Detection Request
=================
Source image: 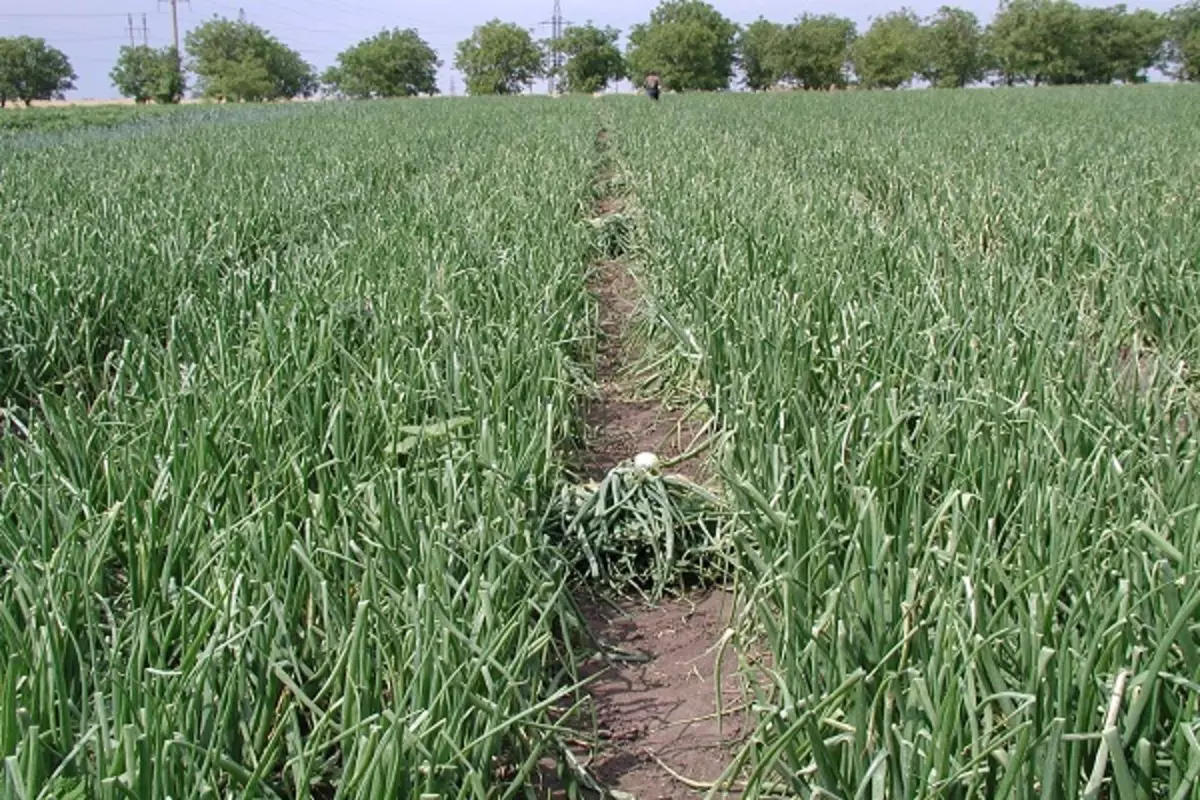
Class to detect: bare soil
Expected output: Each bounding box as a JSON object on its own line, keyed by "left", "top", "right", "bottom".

{"left": 537, "top": 124, "right": 740, "bottom": 799}
{"left": 578, "top": 260, "right": 709, "bottom": 485}
{"left": 577, "top": 592, "right": 747, "bottom": 798}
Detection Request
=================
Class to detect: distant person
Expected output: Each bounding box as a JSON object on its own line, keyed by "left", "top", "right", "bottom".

{"left": 645, "top": 74, "right": 661, "bottom": 102}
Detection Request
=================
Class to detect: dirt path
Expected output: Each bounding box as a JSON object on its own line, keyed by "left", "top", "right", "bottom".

{"left": 576, "top": 131, "right": 709, "bottom": 486}
{"left": 574, "top": 592, "right": 747, "bottom": 799}
{"left": 545, "top": 125, "right": 744, "bottom": 800}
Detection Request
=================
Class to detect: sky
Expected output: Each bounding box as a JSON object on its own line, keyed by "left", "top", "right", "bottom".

{"left": 0, "top": 0, "right": 1182, "bottom": 100}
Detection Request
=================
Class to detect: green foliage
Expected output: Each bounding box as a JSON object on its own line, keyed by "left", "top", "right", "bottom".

{"left": 0, "top": 36, "right": 76, "bottom": 108}
{"left": 614, "top": 85, "right": 1200, "bottom": 800}
{"left": 0, "top": 96, "right": 599, "bottom": 799}
{"left": 1078, "top": 5, "right": 1167, "bottom": 84}
{"left": 738, "top": 17, "right": 787, "bottom": 91}
{"left": 987, "top": 0, "right": 1081, "bottom": 85}
{"left": 110, "top": 45, "right": 186, "bottom": 104}
{"left": 626, "top": 0, "right": 739, "bottom": 91}
{"left": 454, "top": 20, "right": 543, "bottom": 95}
{"left": 557, "top": 23, "right": 626, "bottom": 94}
{"left": 852, "top": 9, "right": 925, "bottom": 89}
{"left": 0, "top": 104, "right": 186, "bottom": 135}
{"left": 322, "top": 28, "right": 440, "bottom": 98}
{"left": 988, "top": 1, "right": 1168, "bottom": 86}
{"left": 922, "top": 6, "right": 986, "bottom": 88}
{"left": 185, "top": 17, "right": 315, "bottom": 101}
{"left": 774, "top": 14, "right": 857, "bottom": 90}
{"left": 1168, "top": 1, "right": 1200, "bottom": 80}
{"left": 551, "top": 466, "right": 728, "bottom": 601}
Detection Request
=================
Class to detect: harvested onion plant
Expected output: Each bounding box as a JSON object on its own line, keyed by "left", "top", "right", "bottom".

{"left": 549, "top": 453, "right": 730, "bottom": 602}
{"left": 614, "top": 87, "right": 1200, "bottom": 799}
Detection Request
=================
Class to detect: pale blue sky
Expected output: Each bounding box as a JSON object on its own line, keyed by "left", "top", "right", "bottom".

{"left": 0, "top": 0, "right": 1180, "bottom": 99}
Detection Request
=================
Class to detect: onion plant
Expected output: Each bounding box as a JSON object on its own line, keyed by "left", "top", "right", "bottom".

{"left": 609, "top": 86, "right": 1200, "bottom": 798}
{"left": 0, "top": 98, "right": 600, "bottom": 798}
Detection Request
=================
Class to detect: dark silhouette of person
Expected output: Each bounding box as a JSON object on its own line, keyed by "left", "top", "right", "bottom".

{"left": 645, "top": 73, "right": 661, "bottom": 101}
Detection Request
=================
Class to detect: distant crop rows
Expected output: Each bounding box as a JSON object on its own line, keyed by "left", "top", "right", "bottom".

{"left": 614, "top": 85, "right": 1200, "bottom": 797}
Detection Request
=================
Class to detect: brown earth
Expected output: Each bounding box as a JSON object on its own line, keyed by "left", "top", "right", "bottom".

{"left": 578, "top": 259, "right": 710, "bottom": 485}
{"left": 575, "top": 135, "right": 711, "bottom": 486}
{"left": 577, "top": 591, "right": 747, "bottom": 798}
{"left": 532, "top": 592, "right": 749, "bottom": 800}
{"left": 534, "top": 123, "right": 742, "bottom": 799}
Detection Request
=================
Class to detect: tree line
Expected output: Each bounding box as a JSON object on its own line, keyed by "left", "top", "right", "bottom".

{"left": 1, "top": 0, "right": 1199, "bottom": 107}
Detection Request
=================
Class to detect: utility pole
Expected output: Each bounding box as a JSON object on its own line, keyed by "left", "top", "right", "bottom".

{"left": 157, "top": 0, "right": 182, "bottom": 55}
{"left": 539, "top": 0, "right": 571, "bottom": 95}
{"left": 140, "top": 13, "right": 150, "bottom": 46}
{"left": 127, "top": 13, "right": 137, "bottom": 47}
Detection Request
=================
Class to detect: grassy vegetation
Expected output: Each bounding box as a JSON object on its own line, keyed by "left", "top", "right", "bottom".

{"left": 0, "top": 97, "right": 599, "bottom": 798}
{"left": 3, "top": 85, "right": 1199, "bottom": 798}
{"left": 0, "top": 103, "right": 194, "bottom": 134}
{"left": 612, "top": 85, "right": 1200, "bottom": 797}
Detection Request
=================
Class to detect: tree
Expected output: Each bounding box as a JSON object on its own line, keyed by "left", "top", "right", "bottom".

{"left": 986, "top": 0, "right": 1082, "bottom": 85}
{"left": 0, "top": 36, "right": 76, "bottom": 107}
{"left": 922, "top": 6, "right": 986, "bottom": 88}
{"left": 1075, "top": 6, "right": 1166, "bottom": 84}
{"left": 557, "top": 23, "right": 625, "bottom": 93}
{"left": 773, "top": 14, "right": 857, "bottom": 90}
{"left": 454, "top": 20, "right": 543, "bottom": 95}
{"left": 322, "top": 28, "right": 439, "bottom": 98}
{"left": 111, "top": 45, "right": 186, "bottom": 104}
{"left": 987, "top": 1, "right": 1166, "bottom": 86}
{"left": 985, "top": 0, "right": 1037, "bottom": 84}
{"left": 158, "top": 48, "right": 187, "bottom": 103}
{"left": 185, "top": 17, "right": 315, "bottom": 102}
{"left": 852, "top": 9, "right": 925, "bottom": 89}
{"left": 626, "top": 0, "right": 739, "bottom": 91}
{"left": 1167, "top": 1, "right": 1200, "bottom": 80}
{"left": 738, "top": 18, "right": 787, "bottom": 91}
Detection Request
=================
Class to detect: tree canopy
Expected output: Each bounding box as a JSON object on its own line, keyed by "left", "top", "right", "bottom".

{"left": 0, "top": 36, "right": 76, "bottom": 108}
{"left": 323, "top": 28, "right": 440, "bottom": 98}
{"left": 1167, "top": 1, "right": 1200, "bottom": 80}
{"left": 853, "top": 9, "right": 926, "bottom": 89}
{"left": 557, "top": 24, "right": 626, "bottom": 94}
{"left": 9, "top": 1, "right": 1200, "bottom": 104}
{"left": 738, "top": 18, "right": 787, "bottom": 91}
{"left": 1078, "top": 5, "right": 1167, "bottom": 84}
{"left": 988, "top": 0, "right": 1167, "bottom": 86}
{"left": 454, "top": 20, "right": 543, "bottom": 95}
{"left": 922, "top": 6, "right": 987, "bottom": 88}
{"left": 627, "top": 0, "right": 739, "bottom": 91}
{"left": 773, "top": 14, "right": 857, "bottom": 90}
{"left": 111, "top": 45, "right": 186, "bottom": 104}
{"left": 185, "top": 17, "right": 315, "bottom": 102}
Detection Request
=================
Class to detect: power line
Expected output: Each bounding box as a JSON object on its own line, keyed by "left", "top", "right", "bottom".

{"left": 0, "top": 13, "right": 131, "bottom": 18}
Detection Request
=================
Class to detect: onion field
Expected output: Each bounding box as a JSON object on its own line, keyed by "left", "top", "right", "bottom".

{"left": 615, "top": 86, "right": 1200, "bottom": 798}
{"left": 1, "top": 100, "right": 599, "bottom": 798}
{"left": 2, "top": 86, "right": 1200, "bottom": 799}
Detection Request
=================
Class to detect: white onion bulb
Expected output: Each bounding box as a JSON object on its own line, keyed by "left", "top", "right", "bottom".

{"left": 633, "top": 452, "right": 659, "bottom": 471}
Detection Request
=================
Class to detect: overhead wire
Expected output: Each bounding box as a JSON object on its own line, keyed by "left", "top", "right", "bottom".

{"left": 6, "top": 0, "right": 493, "bottom": 98}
